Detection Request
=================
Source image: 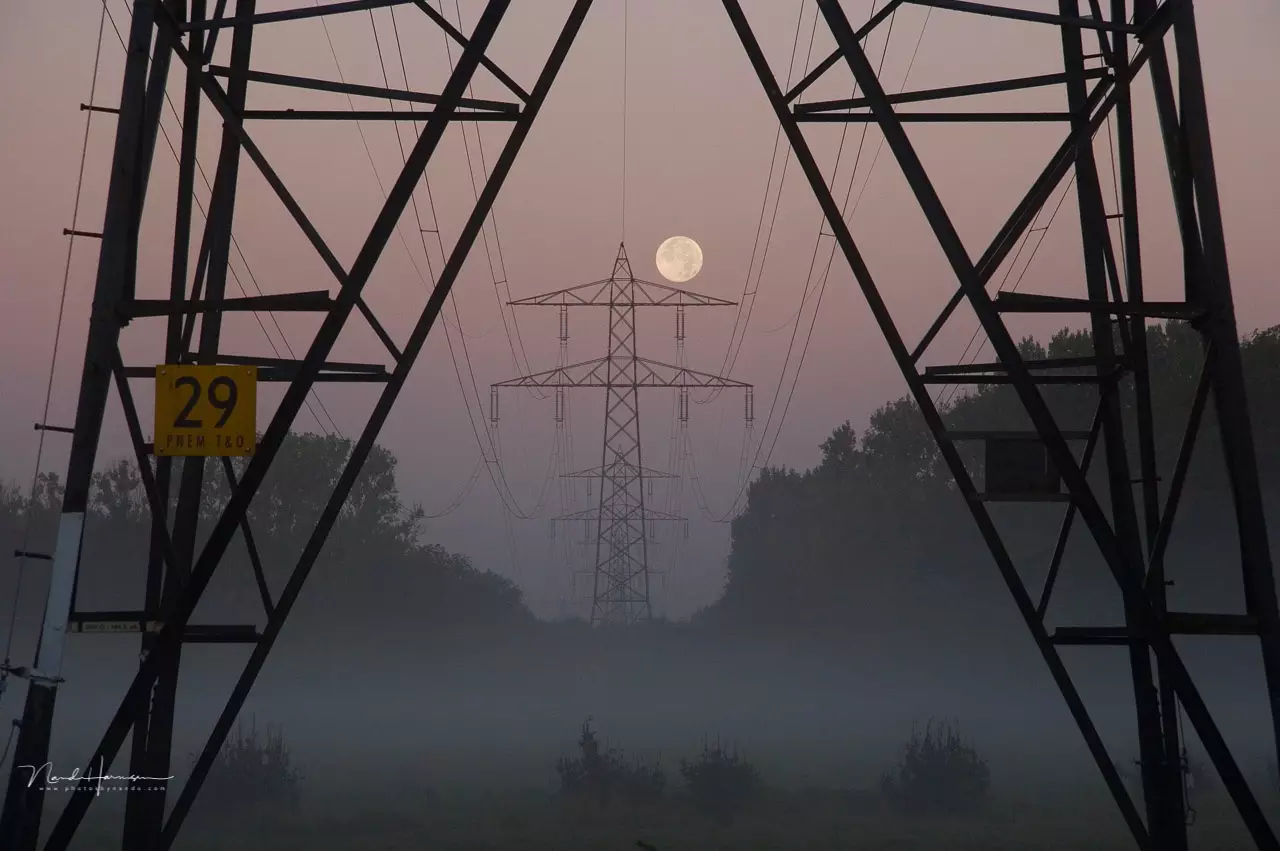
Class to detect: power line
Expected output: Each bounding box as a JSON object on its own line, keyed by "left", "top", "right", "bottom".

{"left": 689, "top": 3, "right": 933, "bottom": 522}
{"left": 718, "top": 4, "right": 908, "bottom": 517}
{"left": 750, "top": 8, "right": 913, "bottom": 479}
{"left": 696, "top": 0, "right": 809, "bottom": 406}
{"left": 2, "top": 3, "right": 110, "bottom": 679}
{"left": 389, "top": 2, "right": 557, "bottom": 519}
{"left": 440, "top": 0, "right": 548, "bottom": 400}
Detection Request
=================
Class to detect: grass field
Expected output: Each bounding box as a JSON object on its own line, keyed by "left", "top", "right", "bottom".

{"left": 62, "top": 780, "right": 1270, "bottom": 850}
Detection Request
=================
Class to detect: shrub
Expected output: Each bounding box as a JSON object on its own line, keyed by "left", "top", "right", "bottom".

{"left": 880, "top": 719, "right": 990, "bottom": 816}
{"left": 679, "top": 738, "right": 760, "bottom": 823}
{"left": 196, "top": 716, "right": 302, "bottom": 817}
{"left": 555, "top": 718, "right": 665, "bottom": 808}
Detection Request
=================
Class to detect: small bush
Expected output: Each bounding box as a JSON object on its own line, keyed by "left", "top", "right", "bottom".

{"left": 679, "top": 738, "right": 760, "bottom": 823}
{"left": 555, "top": 718, "right": 665, "bottom": 809}
{"left": 880, "top": 719, "right": 990, "bottom": 816}
{"left": 197, "top": 716, "right": 302, "bottom": 817}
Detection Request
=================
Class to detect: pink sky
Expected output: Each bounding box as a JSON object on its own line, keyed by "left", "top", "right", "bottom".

{"left": 1, "top": 1, "right": 1278, "bottom": 616}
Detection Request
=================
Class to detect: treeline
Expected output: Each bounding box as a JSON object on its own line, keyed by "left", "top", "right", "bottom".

{"left": 1, "top": 435, "right": 533, "bottom": 651}
{"left": 3, "top": 320, "right": 1278, "bottom": 658}
{"left": 701, "top": 320, "right": 1280, "bottom": 650}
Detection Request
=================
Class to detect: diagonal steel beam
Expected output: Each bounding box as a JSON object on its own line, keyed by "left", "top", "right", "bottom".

{"left": 784, "top": 0, "right": 904, "bottom": 104}
{"left": 1170, "top": 0, "right": 1280, "bottom": 780}
{"left": 40, "top": 3, "right": 514, "bottom": 847}
{"left": 909, "top": 0, "right": 1181, "bottom": 363}
{"left": 411, "top": 0, "right": 529, "bottom": 101}
{"left": 164, "top": 29, "right": 347, "bottom": 284}
{"left": 814, "top": 0, "right": 1275, "bottom": 844}
{"left": 0, "top": 3, "right": 161, "bottom": 847}
{"left": 905, "top": 0, "right": 1139, "bottom": 32}
{"left": 220, "top": 457, "right": 274, "bottom": 617}
{"left": 147, "top": 2, "right": 595, "bottom": 845}
{"left": 1036, "top": 402, "right": 1104, "bottom": 619}
{"left": 725, "top": 0, "right": 1153, "bottom": 843}
{"left": 1144, "top": 342, "right": 1213, "bottom": 586}
{"left": 184, "top": 0, "right": 412, "bottom": 30}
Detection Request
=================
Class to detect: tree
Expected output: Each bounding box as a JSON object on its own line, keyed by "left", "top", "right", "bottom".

{"left": 705, "top": 321, "right": 1280, "bottom": 647}
{"left": 0, "top": 434, "right": 530, "bottom": 649}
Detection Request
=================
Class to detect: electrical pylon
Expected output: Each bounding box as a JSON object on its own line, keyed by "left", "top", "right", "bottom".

{"left": 722, "top": 0, "right": 1280, "bottom": 848}
{"left": 0, "top": 1, "right": 592, "bottom": 849}
{"left": 3, "top": 2, "right": 1275, "bottom": 851}
{"left": 493, "top": 244, "right": 750, "bottom": 625}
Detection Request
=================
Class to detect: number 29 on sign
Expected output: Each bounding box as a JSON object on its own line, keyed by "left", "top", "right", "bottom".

{"left": 154, "top": 365, "right": 257, "bottom": 457}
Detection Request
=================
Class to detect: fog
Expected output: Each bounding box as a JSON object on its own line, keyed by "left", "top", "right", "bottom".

{"left": 2, "top": 0, "right": 1280, "bottom": 847}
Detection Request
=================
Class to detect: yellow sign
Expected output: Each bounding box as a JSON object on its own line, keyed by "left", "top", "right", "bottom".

{"left": 154, "top": 364, "right": 257, "bottom": 457}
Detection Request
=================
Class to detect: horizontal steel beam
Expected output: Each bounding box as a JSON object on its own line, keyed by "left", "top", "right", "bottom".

{"left": 994, "top": 292, "right": 1204, "bottom": 319}
{"left": 183, "top": 0, "right": 412, "bottom": 31}
{"left": 181, "top": 354, "right": 387, "bottom": 374}
{"left": 1053, "top": 614, "right": 1261, "bottom": 645}
{"left": 926, "top": 355, "right": 1119, "bottom": 375}
{"left": 119, "top": 291, "right": 331, "bottom": 317}
{"left": 904, "top": 0, "right": 1139, "bottom": 33}
{"left": 947, "top": 430, "right": 1094, "bottom": 441}
{"left": 242, "top": 109, "right": 516, "bottom": 121}
{"left": 206, "top": 66, "right": 519, "bottom": 113}
{"left": 920, "top": 372, "right": 1118, "bottom": 385}
{"left": 796, "top": 68, "right": 1110, "bottom": 113}
{"left": 797, "top": 110, "right": 1072, "bottom": 123}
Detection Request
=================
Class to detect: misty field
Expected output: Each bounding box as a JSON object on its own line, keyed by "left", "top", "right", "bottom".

{"left": 52, "top": 704, "right": 1276, "bottom": 851}
{"left": 66, "top": 780, "right": 1265, "bottom": 851}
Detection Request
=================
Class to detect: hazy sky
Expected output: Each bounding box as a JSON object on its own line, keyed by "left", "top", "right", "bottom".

{"left": 1, "top": 0, "right": 1278, "bottom": 618}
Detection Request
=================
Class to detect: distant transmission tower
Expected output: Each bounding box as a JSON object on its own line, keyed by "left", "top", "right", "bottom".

{"left": 494, "top": 243, "right": 750, "bottom": 625}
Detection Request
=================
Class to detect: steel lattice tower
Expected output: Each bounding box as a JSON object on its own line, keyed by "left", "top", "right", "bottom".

{"left": 495, "top": 243, "right": 750, "bottom": 625}
{"left": 1, "top": 2, "right": 1277, "bottom": 850}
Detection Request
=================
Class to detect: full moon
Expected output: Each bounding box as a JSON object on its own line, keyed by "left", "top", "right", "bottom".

{"left": 655, "top": 236, "right": 703, "bottom": 284}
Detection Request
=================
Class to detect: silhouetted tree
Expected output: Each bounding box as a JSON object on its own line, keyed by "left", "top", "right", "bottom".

{"left": 706, "top": 320, "right": 1280, "bottom": 647}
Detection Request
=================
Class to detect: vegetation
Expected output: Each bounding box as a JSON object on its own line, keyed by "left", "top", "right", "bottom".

{"left": 197, "top": 717, "right": 302, "bottom": 817}
{"left": 679, "top": 738, "right": 761, "bottom": 823}
{"left": 1, "top": 433, "right": 531, "bottom": 653}
{"left": 6, "top": 319, "right": 1280, "bottom": 851}
{"left": 880, "top": 719, "right": 991, "bottom": 816}
{"left": 555, "top": 718, "right": 666, "bottom": 808}
{"left": 704, "top": 322, "right": 1280, "bottom": 645}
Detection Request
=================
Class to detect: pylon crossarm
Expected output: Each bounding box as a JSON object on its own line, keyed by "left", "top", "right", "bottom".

{"left": 510, "top": 277, "right": 737, "bottom": 307}
{"left": 494, "top": 356, "right": 751, "bottom": 389}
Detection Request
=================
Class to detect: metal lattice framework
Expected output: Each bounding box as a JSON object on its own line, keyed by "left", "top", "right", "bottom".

{"left": 1, "top": 1, "right": 1277, "bottom": 850}
{"left": 495, "top": 244, "right": 748, "bottom": 625}
{"left": 721, "top": 1, "right": 1280, "bottom": 849}
{"left": 0, "top": 1, "right": 593, "bottom": 848}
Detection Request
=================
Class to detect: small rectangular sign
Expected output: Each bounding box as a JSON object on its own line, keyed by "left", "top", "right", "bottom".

{"left": 154, "top": 364, "right": 257, "bottom": 457}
